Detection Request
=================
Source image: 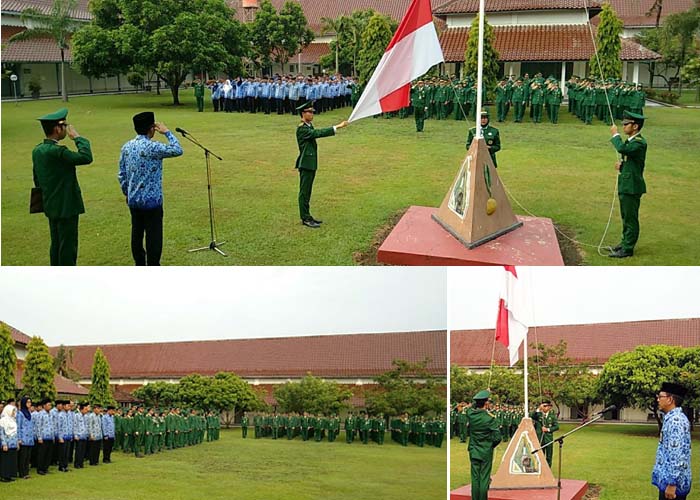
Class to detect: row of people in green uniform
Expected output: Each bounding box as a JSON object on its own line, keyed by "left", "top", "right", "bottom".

{"left": 452, "top": 402, "right": 525, "bottom": 443}
{"left": 242, "top": 411, "right": 444, "bottom": 447}
{"left": 566, "top": 76, "right": 646, "bottom": 125}
{"left": 113, "top": 406, "right": 220, "bottom": 457}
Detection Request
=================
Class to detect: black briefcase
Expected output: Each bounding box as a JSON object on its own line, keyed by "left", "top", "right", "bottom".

{"left": 30, "top": 186, "right": 44, "bottom": 214}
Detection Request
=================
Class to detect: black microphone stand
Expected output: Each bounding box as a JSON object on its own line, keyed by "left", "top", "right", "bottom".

{"left": 531, "top": 412, "right": 605, "bottom": 500}
{"left": 177, "top": 129, "right": 227, "bottom": 257}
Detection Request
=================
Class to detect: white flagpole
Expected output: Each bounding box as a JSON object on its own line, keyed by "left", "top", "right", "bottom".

{"left": 523, "top": 268, "right": 530, "bottom": 417}
{"left": 475, "top": 0, "right": 485, "bottom": 139}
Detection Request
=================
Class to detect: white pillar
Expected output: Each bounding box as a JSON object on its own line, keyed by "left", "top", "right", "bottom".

{"left": 633, "top": 62, "right": 640, "bottom": 84}
{"left": 560, "top": 61, "right": 567, "bottom": 97}
{"left": 622, "top": 62, "right": 628, "bottom": 81}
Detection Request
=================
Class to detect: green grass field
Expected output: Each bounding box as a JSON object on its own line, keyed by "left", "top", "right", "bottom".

{"left": 2, "top": 92, "right": 699, "bottom": 265}
{"left": 450, "top": 423, "right": 700, "bottom": 499}
{"left": 2, "top": 429, "right": 446, "bottom": 500}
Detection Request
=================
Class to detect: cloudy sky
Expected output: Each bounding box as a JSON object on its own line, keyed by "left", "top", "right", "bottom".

{"left": 449, "top": 267, "right": 700, "bottom": 330}
{"left": 0, "top": 267, "right": 446, "bottom": 345}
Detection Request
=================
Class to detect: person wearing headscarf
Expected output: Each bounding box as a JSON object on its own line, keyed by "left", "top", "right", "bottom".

{"left": 16, "top": 397, "right": 34, "bottom": 479}
{"left": 0, "top": 404, "right": 19, "bottom": 482}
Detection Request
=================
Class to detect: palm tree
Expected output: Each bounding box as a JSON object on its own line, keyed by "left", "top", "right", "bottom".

{"left": 321, "top": 15, "right": 353, "bottom": 74}
{"left": 9, "top": 0, "right": 79, "bottom": 102}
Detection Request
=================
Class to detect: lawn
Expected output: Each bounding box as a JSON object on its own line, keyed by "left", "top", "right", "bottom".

{"left": 2, "top": 92, "right": 699, "bottom": 265}
{"left": 676, "top": 87, "right": 700, "bottom": 106}
{"left": 1, "top": 429, "right": 446, "bottom": 500}
{"left": 450, "top": 423, "right": 700, "bottom": 499}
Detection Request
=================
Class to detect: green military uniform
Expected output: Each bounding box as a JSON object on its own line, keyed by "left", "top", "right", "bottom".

{"left": 434, "top": 418, "right": 445, "bottom": 448}
{"left": 345, "top": 414, "right": 355, "bottom": 443}
{"left": 241, "top": 414, "right": 248, "bottom": 438}
{"left": 531, "top": 406, "right": 559, "bottom": 467}
{"left": 467, "top": 112, "right": 501, "bottom": 168}
{"left": 495, "top": 81, "right": 508, "bottom": 122}
{"left": 295, "top": 101, "right": 336, "bottom": 225}
{"left": 33, "top": 108, "right": 93, "bottom": 265}
{"left": 512, "top": 81, "right": 526, "bottom": 122}
{"left": 467, "top": 390, "right": 502, "bottom": 500}
{"left": 610, "top": 111, "right": 647, "bottom": 257}
{"left": 194, "top": 81, "right": 205, "bottom": 112}
{"left": 530, "top": 84, "right": 545, "bottom": 123}
{"left": 411, "top": 84, "right": 428, "bottom": 132}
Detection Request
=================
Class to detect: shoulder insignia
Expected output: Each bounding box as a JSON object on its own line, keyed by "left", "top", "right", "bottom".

{"left": 298, "top": 122, "right": 304, "bottom": 127}
{"left": 487, "top": 411, "right": 495, "bottom": 417}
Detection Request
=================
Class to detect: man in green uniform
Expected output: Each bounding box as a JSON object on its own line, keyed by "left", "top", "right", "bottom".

{"left": 466, "top": 390, "right": 502, "bottom": 500}
{"left": 467, "top": 110, "right": 501, "bottom": 168}
{"left": 295, "top": 101, "right": 348, "bottom": 228}
{"left": 345, "top": 412, "right": 355, "bottom": 443}
{"left": 609, "top": 111, "right": 647, "bottom": 258}
{"left": 241, "top": 412, "right": 248, "bottom": 438}
{"left": 33, "top": 108, "right": 94, "bottom": 265}
{"left": 531, "top": 400, "right": 559, "bottom": 467}
{"left": 194, "top": 79, "right": 205, "bottom": 112}
{"left": 411, "top": 81, "right": 429, "bottom": 132}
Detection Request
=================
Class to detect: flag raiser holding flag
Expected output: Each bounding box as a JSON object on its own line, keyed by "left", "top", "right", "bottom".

{"left": 348, "top": 0, "right": 444, "bottom": 122}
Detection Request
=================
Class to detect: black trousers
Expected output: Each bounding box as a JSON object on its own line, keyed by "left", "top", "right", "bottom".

{"left": 88, "top": 439, "right": 101, "bottom": 465}
{"left": 18, "top": 445, "right": 32, "bottom": 477}
{"left": 103, "top": 438, "right": 114, "bottom": 463}
{"left": 0, "top": 448, "right": 18, "bottom": 480}
{"left": 130, "top": 206, "right": 164, "bottom": 266}
{"left": 74, "top": 439, "right": 87, "bottom": 468}
{"left": 55, "top": 440, "right": 68, "bottom": 470}
{"left": 659, "top": 492, "right": 687, "bottom": 500}
{"left": 48, "top": 215, "right": 79, "bottom": 265}
{"left": 37, "top": 439, "right": 53, "bottom": 472}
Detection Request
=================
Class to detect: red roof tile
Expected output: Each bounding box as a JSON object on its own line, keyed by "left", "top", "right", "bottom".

{"left": 451, "top": 317, "right": 700, "bottom": 367}
{"left": 1, "top": 0, "right": 91, "bottom": 20}
{"left": 15, "top": 368, "right": 89, "bottom": 395}
{"left": 53, "top": 330, "right": 447, "bottom": 379}
{"left": 439, "top": 24, "right": 660, "bottom": 62}
{"left": 296, "top": 42, "right": 331, "bottom": 64}
{"left": 434, "top": 0, "right": 600, "bottom": 15}
{"left": 602, "top": 0, "right": 696, "bottom": 27}
{"left": 1, "top": 26, "right": 74, "bottom": 63}
{"left": 1, "top": 321, "right": 32, "bottom": 346}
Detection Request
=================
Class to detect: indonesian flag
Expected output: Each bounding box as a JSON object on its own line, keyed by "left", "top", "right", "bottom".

{"left": 495, "top": 266, "right": 530, "bottom": 366}
{"left": 348, "top": 0, "right": 444, "bottom": 122}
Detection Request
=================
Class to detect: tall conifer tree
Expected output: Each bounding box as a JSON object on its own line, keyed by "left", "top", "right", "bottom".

{"left": 590, "top": 3, "right": 623, "bottom": 79}
{"left": 20, "top": 336, "right": 56, "bottom": 401}
{"left": 0, "top": 323, "right": 17, "bottom": 401}
{"left": 88, "top": 348, "right": 116, "bottom": 407}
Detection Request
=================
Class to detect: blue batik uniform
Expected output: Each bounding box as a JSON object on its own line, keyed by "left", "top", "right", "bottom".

{"left": 118, "top": 132, "right": 183, "bottom": 210}
{"left": 17, "top": 411, "right": 34, "bottom": 446}
{"left": 261, "top": 82, "right": 271, "bottom": 99}
{"left": 87, "top": 412, "right": 103, "bottom": 440}
{"left": 0, "top": 425, "right": 19, "bottom": 450}
{"left": 652, "top": 407, "right": 692, "bottom": 497}
{"left": 50, "top": 407, "right": 59, "bottom": 440}
{"left": 37, "top": 409, "right": 54, "bottom": 441}
{"left": 58, "top": 410, "right": 71, "bottom": 441}
{"left": 102, "top": 414, "right": 115, "bottom": 439}
{"left": 73, "top": 412, "right": 88, "bottom": 440}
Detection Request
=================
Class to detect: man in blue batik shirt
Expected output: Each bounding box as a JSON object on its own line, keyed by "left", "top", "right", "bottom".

{"left": 652, "top": 382, "right": 692, "bottom": 500}
{"left": 118, "top": 111, "right": 183, "bottom": 266}
{"left": 102, "top": 406, "right": 116, "bottom": 464}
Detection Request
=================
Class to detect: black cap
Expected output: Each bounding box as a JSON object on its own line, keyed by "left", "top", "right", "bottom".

{"left": 661, "top": 382, "right": 687, "bottom": 398}
{"left": 296, "top": 100, "right": 315, "bottom": 115}
{"left": 133, "top": 111, "right": 155, "bottom": 131}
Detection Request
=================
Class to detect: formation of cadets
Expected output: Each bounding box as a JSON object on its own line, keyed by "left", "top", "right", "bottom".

{"left": 206, "top": 74, "right": 359, "bottom": 115}
{"left": 0, "top": 397, "right": 219, "bottom": 482}
{"left": 246, "top": 411, "right": 445, "bottom": 448}
{"left": 451, "top": 401, "right": 525, "bottom": 444}
{"left": 565, "top": 76, "right": 646, "bottom": 125}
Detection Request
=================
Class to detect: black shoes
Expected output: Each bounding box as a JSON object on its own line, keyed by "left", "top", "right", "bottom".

{"left": 311, "top": 217, "right": 323, "bottom": 224}
{"left": 609, "top": 248, "right": 633, "bottom": 258}
{"left": 302, "top": 219, "right": 320, "bottom": 228}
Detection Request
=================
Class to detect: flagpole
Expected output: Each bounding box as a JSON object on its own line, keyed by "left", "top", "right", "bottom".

{"left": 475, "top": 0, "right": 485, "bottom": 139}
{"left": 523, "top": 268, "right": 530, "bottom": 416}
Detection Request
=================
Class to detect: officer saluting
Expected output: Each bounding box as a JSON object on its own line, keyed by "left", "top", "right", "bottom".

{"left": 32, "top": 108, "right": 93, "bottom": 265}
{"left": 294, "top": 100, "right": 348, "bottom": 228}
{"left": 466, "top": 389, "right": 502, "bottom": 500}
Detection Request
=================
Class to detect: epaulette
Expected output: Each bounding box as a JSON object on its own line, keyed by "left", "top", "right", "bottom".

{"left": 487, "top": 411, "right": 496, "bottom": 417}
{"left": 298, "top": 122, "right": 304, "bottom": 127}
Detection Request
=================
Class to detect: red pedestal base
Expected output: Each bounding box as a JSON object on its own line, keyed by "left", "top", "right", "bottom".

{"left": 377, "top": 206, "right": 564, "bottom": 266}
{"left": 450, "top": 480, "right": 588, "bottom": 500}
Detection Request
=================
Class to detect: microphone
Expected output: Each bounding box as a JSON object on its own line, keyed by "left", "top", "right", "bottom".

{"left": 592, "top": 405, "right": 616, "bottom": 416}
{"left": 175, "top": 127, "right": 188, "bottom": 136}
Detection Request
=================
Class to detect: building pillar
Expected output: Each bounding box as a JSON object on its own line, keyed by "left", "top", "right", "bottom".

{"left": 560, "top": 61, "right": 567, "bottom": 97}
{"left": 633, "top": 61, "right": 640, "bottom": 84}
{"left": 622, "top": 62, "right": 628, "bottom": 81}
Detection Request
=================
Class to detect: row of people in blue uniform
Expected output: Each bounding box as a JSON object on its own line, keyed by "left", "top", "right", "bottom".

{"left": 209, "top": 74, "right": 358, "bottom": 114}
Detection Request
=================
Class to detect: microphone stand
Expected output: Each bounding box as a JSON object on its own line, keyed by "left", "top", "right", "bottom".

{"left": 177, "top": 130, "right": 227, "bottom": 257}
{"left": 531, "top": 412, "right": 605, "bottom": 500}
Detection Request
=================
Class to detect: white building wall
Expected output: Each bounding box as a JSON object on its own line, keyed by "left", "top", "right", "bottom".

{"left": 447, "top": 10, "right": 589, "bottom": 28}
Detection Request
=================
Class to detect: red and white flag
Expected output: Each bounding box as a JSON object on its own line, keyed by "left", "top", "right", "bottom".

{"left": 348, "top": 0, "right": 444, "bottom": 122}
{"left": 495, "top": 266, "right": 530, "bottom": 366}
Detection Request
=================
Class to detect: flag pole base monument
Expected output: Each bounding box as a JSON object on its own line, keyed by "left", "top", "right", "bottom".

{"left": 451, "top": 418, "right": 588, "bottom": 500}
{"left": 377, "top": 139, "right": 564, "bottom": 265}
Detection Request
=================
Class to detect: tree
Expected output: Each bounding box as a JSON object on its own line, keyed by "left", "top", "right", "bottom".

{"left": 248, "top": 0, "right": 279, "bottom": 73}
{"left": 88, "top": 348, "right": 116, "bottom": 407}
{"left": 682, "top": 55, "right": 700, "bottom": 101}
{"left": 133, "top": 381, "right": 181, "bottom": 408}
{"left": 275, "top": 2, "right": 314, "bottom": 67}
{"left": 53, "top": 344, "right": 80, "bottom": 381}
{"left": 8, "top": 0, "right": 80, "bottom": 102}
{"left": 0, "top": 323, "right": 17, "bottom": 402}
{"left": 175, "top": 372, "right": 264, "bottom": 414}
{"left": 320, "top": 11, "right": 377, "bottom": 76}
{"left": 357, "top": 13, "right": 394, "bottom": 86}
{"left": 20, "top": 337, "right": 56, "bottom": 401}
{"left": 463, "top": 14, "right": 500, "bottom": 99}
{"left": 321, "top": 15, "right": 349, "bottom": 74}
{"left": 274, "top": 374, "right": 352, "bottom": 415}
{"left": 72, "top": 0, "right": 247, "bottom": 105}
{"left": 450, "top": 364, "right": 523, "bottom": 406}
{"left": 589, "top": 2, "right": 623, "bottom": 80}
{"left": 596, "top": 345, "right": 699, "bottom": 432}
{"left": 365, "top": 359, "right": 445, "bottom": 417}
{"left": 663, "top": 8, "right": 700, "bottom": 94}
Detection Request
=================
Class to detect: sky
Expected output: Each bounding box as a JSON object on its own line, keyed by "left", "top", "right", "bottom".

{"left": 448, "top": 267, "right": 700, "bottom": 330}
{"left": 0, "top": 267, "right": 446, "bottom": 345}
